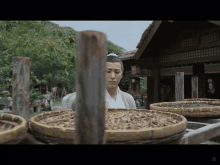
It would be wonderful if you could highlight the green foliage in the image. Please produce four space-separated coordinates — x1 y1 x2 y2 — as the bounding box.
0 21 126 96
107 40 124 56
0 93 11 101
0 21 77 92
140 77 147 90
29 88 43 103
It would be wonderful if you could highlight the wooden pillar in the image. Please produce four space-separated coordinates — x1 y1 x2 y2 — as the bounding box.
146 75 154 109
175 72 184 101
191 76 198 98
12 56 30 120
138 79 140 91
193 63 206 98
75 31 107 144
152 67 160 103
129 78 132 91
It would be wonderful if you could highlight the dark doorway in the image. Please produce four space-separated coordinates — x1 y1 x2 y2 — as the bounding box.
160 76 175 102
184 75 192 99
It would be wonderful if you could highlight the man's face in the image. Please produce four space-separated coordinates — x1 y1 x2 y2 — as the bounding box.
106 62 123 89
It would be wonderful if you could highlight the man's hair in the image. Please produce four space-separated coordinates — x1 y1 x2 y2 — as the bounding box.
107 54 124 73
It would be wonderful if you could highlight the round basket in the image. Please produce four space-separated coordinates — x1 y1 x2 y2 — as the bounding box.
150 101 220 117
29 108 187 144
180 98 220 102
0 113 28 144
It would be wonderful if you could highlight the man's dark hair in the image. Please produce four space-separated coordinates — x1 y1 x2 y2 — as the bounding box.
107 54 124 73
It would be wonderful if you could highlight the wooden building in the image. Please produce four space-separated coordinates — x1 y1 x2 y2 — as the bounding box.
120 21 220 109
119 50 146 95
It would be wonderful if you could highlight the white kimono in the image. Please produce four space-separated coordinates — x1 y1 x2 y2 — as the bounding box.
62 87 136 110
105 87 126 109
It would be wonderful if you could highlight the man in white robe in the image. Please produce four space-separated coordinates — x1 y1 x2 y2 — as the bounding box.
62 53 136 110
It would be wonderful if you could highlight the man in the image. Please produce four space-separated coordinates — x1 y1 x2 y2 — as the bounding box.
62 53 137 110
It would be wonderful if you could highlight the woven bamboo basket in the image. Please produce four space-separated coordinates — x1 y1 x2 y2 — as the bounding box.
29 108 187 144
0 113 28 144
150 101 220 117
180 98 220 102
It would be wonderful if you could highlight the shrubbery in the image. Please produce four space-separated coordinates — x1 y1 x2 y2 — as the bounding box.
0 21 128 96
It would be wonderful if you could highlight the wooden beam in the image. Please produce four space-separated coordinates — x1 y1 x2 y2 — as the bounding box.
75 31 107 144
173 122 220 144
159 54 220 68
160 67 192 76
175 72 184 101
208 21 220 26
134 21 162 60
205 65 220 73
124 69 152 77
12 56 30 120
191 76 198 98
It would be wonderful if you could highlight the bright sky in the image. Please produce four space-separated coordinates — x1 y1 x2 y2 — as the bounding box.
51 21 152 52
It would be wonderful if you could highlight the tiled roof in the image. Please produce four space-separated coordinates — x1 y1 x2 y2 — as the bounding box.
119 53 135 61
121 50 137 56
119 50 137 61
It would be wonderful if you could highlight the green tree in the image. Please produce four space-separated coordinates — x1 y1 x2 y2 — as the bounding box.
107 40 124 56
0 21 127 97
140 77 147 91
0 21 76 93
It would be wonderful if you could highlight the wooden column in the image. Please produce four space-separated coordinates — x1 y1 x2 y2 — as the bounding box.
136 78 140 92
175 72 184 101
129 78 132 91
193 63 206 98
12 56 30 120
191 76 198 98
75 31 107 144
146 75 154 109
152 67 160 103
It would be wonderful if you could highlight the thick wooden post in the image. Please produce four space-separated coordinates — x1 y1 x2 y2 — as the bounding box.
152 67 160 103
12 56 30 120
193 63 206 98
146 76 153 109
175 72 184 101
75 30 107 144
191 76 198 98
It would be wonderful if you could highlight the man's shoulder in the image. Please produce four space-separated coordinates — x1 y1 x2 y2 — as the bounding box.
120 90 134 100
62 92 77 101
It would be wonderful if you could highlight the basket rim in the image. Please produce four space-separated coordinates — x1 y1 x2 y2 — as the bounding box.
150 101 220 117
151 101 220 106
182 98 220 101
30 108 187 142
0 113 27 144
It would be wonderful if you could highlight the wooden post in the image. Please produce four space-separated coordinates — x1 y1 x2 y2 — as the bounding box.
146 75 153 109
152 67 159 103
75 30 107 144
12 56 30 120
61 87 67 98
175 72 184 101
142 94 144 106
193 63 206 98
191 76 198 98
